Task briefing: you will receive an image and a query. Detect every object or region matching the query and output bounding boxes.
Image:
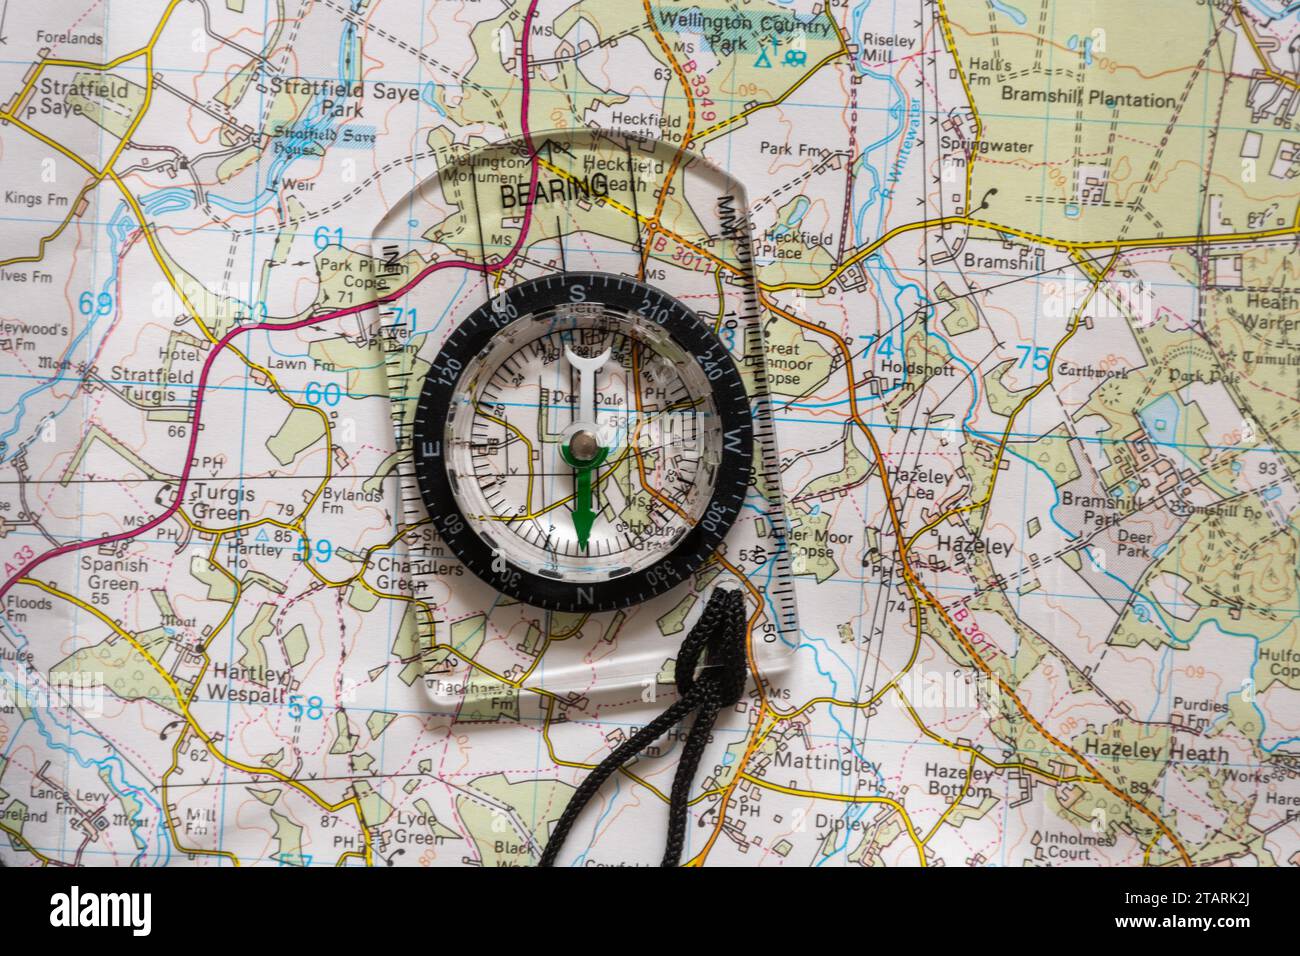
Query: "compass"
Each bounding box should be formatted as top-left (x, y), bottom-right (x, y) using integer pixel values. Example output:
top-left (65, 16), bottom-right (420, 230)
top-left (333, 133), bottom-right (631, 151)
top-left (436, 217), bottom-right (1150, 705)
top-left (412, 272), bottom-right (753, 612)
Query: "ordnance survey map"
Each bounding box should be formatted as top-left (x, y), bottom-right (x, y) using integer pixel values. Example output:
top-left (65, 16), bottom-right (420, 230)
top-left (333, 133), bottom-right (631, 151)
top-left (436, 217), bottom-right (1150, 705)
top-left (1, 0), bottom-right (1299, 867)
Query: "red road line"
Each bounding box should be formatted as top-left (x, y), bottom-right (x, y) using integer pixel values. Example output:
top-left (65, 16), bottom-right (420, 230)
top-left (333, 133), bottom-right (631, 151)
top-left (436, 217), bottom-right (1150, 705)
top-left (0, 0), bottom-right (543, 603)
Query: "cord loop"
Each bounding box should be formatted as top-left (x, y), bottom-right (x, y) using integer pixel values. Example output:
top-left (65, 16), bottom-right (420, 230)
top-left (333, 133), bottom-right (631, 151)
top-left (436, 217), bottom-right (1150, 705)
top-left (537, 587), bottom-right (748, 867)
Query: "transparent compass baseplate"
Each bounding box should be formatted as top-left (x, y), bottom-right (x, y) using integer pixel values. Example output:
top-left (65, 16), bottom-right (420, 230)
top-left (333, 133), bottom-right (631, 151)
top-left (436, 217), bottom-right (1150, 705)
top-left (367, 130), bottom-right (798, 707)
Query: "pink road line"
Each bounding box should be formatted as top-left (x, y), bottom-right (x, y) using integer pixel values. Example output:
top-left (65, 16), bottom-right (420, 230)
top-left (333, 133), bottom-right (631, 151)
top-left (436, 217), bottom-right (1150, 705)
top-left (0, 0), bottom-right (543, 604)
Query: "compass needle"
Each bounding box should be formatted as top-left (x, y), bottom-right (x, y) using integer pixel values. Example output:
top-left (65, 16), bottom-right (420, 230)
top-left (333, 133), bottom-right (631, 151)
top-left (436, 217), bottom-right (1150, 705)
top-left (560, 343), bottom-right (612, 550)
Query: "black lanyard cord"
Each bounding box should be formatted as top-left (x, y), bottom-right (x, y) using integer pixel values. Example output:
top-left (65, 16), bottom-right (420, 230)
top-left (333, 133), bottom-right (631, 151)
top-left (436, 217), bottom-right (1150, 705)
top-left (538, 587), bottom-right (748, 867)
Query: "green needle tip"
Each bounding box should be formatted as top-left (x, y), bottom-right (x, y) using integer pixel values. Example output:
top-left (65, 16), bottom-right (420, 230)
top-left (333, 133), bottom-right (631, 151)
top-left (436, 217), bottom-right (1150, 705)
top-left (561, 443), bottom-right (607, 552)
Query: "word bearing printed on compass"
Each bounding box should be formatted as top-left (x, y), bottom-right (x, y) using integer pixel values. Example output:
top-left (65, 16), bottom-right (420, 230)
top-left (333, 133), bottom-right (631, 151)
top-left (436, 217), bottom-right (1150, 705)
top-left (498, 170), bottom-right (646, 210)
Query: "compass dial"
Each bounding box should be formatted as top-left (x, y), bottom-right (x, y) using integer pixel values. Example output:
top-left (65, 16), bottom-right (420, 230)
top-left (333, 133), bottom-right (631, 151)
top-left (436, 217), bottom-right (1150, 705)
top-left (413, 272), bottom-right (752, 612)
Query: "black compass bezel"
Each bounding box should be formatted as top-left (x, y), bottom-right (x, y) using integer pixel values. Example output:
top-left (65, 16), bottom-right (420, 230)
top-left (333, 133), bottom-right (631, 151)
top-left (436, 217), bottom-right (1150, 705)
top-left (412, 272), bottom-right (753, 612)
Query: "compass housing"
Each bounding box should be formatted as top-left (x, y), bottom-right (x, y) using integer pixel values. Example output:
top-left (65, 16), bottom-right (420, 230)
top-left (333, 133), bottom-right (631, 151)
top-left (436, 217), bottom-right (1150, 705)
top-left (413, 272), bottom-right (753, 612)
